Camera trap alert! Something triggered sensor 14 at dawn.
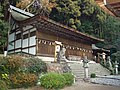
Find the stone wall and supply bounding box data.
[47,62,71,73]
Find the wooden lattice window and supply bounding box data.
[23,34,28,39]
[16,33,21,40]
[30,31,36,37]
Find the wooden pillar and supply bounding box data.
[97,53,100,63]
[103,0,107,5]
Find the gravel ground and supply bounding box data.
[90,75,120,86]
[10,81,120,90]
[10,75,120,90]
[98,75,120,80]
[62,81,120,90]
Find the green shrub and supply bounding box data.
[9,73,38,88]
[0,55,23,74]
[90,73,96,78]
[0,55,24,87]
[62,73,74,86]
[0,80,8,90]
[1,73,10,86]
[23,58,47,74]
[40,73,66,89]
[0,56,8,77]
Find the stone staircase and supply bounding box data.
[68,61,111,81]
[68,62,84,81]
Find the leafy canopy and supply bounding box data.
[0,5,9,52]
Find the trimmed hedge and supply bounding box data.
[62,73,74,86]
[40,73,66,89]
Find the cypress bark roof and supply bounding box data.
[17,14,104,44]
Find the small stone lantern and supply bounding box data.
[114,61,119,75]
[83,56,89,80]
[102,52,106,65]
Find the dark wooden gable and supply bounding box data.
[18,15,104,45]
[106,1,120,17]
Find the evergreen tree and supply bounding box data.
[50,0,81,29]
[0,5,9,53]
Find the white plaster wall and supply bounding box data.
[30,28,36,32]
[8,33,15,42]
[22,48,28,53]
[29,47,36,55]
[8,51,14,54]
[23,31,29,35]
[37,56,54,62]
[22,39,28,48]
[15,49,21,52]
[15,39,21,48]
[8,42,14,50]
[16,31,21,34]
[68,55,81,61]
[23,25,33,31]
[29,36,36,46]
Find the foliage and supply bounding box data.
[49,0,108,37]
[1,73,10,86]
[0,20,9,48]
[50,0,81,29]
[112,51,120,71]
[16,0,32,9]
[40,73,66,89]
[79,20,94,34]
[0,55,24,86]
[93,5,107,23]
[0,56,23,81]
[0,56,9,78]
[2,55,23,74]
[9,72,38,88]
[0,5,9,53]
[90,73,96,78]
[62,73,74,86]
[16,0,55,15]
[0,55,49,88]
[0,80,8,90]
[80,0,95,16]
[114,37,120,51]
[22,57,47,74]
[102,16,120,44]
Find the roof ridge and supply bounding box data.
[40,16,104,42]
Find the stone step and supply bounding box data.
[69,62,111,80]
[71,69,83,71]
[72,72,84,75]
[72,71,84,73]
[74,75,84,78]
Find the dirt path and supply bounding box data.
[10,81,120,90]
[62,82,120,90]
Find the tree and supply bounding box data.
[49,0,108,37]
[80,0,95,16]
[16,0,55,16]
[49,0,81,29]
[0,5,9,53]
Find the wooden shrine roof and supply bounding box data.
[106,1,120,17]
[17,14,104,44]
[95,0,120,17]
[106,0,120,4]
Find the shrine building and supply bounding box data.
[8,5,104,62]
